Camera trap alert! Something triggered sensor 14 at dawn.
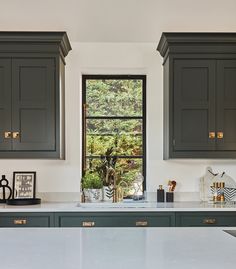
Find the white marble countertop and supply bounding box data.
[1,201,236,212]
[1,227,236,269]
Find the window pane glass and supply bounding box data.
[86,79,143,117]
[83,76,145,196]
[86,119,143,156]
[86,134,142,156]
[87,119,142,134]
[85,157,143,197]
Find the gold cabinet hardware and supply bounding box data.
[4,132,12,139]
[135,221,148,227]
[14,219,27,225]
[217,132,224,139]
[82,221,95,227]
[12,132,20,139]
[209,132,215,139]
[203,218,216,224]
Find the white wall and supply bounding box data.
[2,42,236,196]
[1,0,236,198]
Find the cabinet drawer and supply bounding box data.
[55,213,175,227]
[0,213,54,227]
[176,212,236,227]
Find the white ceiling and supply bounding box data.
[0,0,236,42]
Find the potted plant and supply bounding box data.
[82,171,103,202]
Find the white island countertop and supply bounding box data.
[1,201,236,212]
[1,227,236,269]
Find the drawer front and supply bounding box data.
[0,213,54,227]
[55,213,175,227]
[176,212,236,227]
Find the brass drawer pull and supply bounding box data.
[209,132,215,139]
[135,221,148,227]
[203,218,216,224]
[82,221,95,227]
[14,219,27,225]
[12,132,20,139]
[4,132,12,139]
[217,132,224,139]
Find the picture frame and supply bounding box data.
[13,172,36,199]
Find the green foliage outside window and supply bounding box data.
[84,78,145,196]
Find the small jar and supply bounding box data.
[220,182,225,202]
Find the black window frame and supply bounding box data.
[82,74,146,192]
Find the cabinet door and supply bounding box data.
[55,213,175,227]
[0,212,54,227]
[176,212,236,227]
[12,58,55,151]
[174,59,216,151]
[216,60,236,150]
[0,59,12,151]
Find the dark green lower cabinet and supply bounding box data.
[1,211,236,228]
[55,212,175,227]
[176,212,236,227]
[0,213,54,227]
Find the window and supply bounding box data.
[82,75,146,197]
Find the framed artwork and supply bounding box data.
[13,172,36,199]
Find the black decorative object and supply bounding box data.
[157,185,165,202]
[166,192,174,203]
[0,175,12,203]
[6,198,41,206]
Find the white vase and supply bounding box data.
[83,189,102,203]
[102,186,114,202]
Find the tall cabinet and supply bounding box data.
[0,32,71,158]
[157,33,236,159]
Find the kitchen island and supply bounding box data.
[1,227,236,269]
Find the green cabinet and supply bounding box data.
[0,32,71,158]
[176,212,236,227]
[0,211,235,228]
[55,212,175,227]
[157,33,236,159]
[0,212,54,227]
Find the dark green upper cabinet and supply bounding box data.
[0,32,71,158]
[157,33,236,159]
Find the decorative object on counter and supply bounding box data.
[132,173,144,200]
[200,167,236,202]
[95,147,118,202]
[6,198,41,206]
[166,191,174,202]
[210,185,236,202]
[12,171,36,199]
[157,185,165,202]
[0,175,12,203]
[82,171,103,203]
[168,180,177,192]
[166,180,177,202]
[7,171,41,205]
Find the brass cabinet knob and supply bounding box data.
[209,132,216,139]
[12,132,20,139]
[14,219,27,225]
[203,218,216,224]
[4,132,12,139]
[217,132,224,139]
[135,221,148,227]
[82,221,95,227]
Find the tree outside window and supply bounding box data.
[82,75,146,197]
